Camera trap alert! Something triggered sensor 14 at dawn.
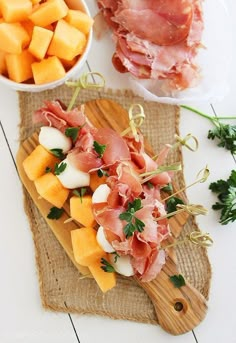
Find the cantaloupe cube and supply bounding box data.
[89,172,107,192]
[0,22,30,54]
[5,49,36,83]
[32,56,66,84]
[65,10,94,35]
[29,26,53,60]
[70,195,95,227]
[23,144,59,181]
[71,227,104,266]
[1,0,32,23]
[47,19,86,61]
[89,254,116,293]
[0,50,7,75]
[34,172,69,208]
[21,20,35,38]
[60,56,77,70]
[29,0,68,27]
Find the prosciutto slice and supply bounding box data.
[97,0,204,90]
[94,127,131,164]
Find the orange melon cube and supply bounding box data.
[23,144,59,181]
[29,26,53,60]
[89,172,107,192]
[34,172,69,208]
[60,56,77,70]
[89,254,116,293]
[31,56,66,84]
[21,20,35,38]
[6,49,36,83]
[65,9,94,35]
[1,0,32,23]
[47,19,86,61]
[0,50,7,75]
[29,0,68,27]
[0,22,30,54]
[70,195,95,227]
[71,227,104,266]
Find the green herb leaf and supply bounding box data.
[127,198,142,212]
[123,222,136,238]
[65,127,80,143]
[93,141,106,158]
[135,217,145,232]
[161,183,173,194]
[97,169,109,178]
[111,251,120,263]
[47,207,64,220]
[119,212,133,222]
[54,162,67,176]
[166,197,185,215]
[45,166,52,173]
[208,124,236,155]
[169,274,186,288]
[73,188,87,203]
[119,198,145,237]
[181,105,236,155]
[50,148,65,159]
[100,258,115,273]
[209,170,236,225]
[147,182,154,189]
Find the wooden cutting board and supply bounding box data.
[16,99,207,335]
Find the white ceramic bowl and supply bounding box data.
[0,0,93,92]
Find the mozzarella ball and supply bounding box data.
[110,254,134,277]
[96,226,115,253]
[56,157,90,189]
[39,126,72,153]
[92,184,111,203]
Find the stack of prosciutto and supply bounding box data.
[97,0,204,91]
[34,101,172,282]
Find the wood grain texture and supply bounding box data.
[16,99,207,335]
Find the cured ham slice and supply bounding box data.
[94,127,131,164]
[33,100,90,132]
[68,150,103,172]
[97,0,204,90]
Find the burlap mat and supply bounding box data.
[18,86,211,325]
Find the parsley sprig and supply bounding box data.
[50,148,65,159]
[47,207,64,220]
[119,198,145,237]
[181,105,236,155]
[101,258,115,273]
[209,170,236,225]
[93,141,106,158]
[73,188,87,203]
[169,274,186,288]
[54,162,67,175]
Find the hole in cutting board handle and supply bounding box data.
[173,298,188,314]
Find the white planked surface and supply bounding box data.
[0,0,236,342]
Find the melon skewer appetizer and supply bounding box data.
[22,73,212,293]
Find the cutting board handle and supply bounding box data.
[136,254,208,335]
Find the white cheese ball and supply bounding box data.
[110,254,134,277]
[96,226,115,253]
[56,157,90,189]
[39,126,72,153]
[92,184,111,203]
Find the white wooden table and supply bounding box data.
[0,1,235,342]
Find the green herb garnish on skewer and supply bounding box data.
[119,198,145,238]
